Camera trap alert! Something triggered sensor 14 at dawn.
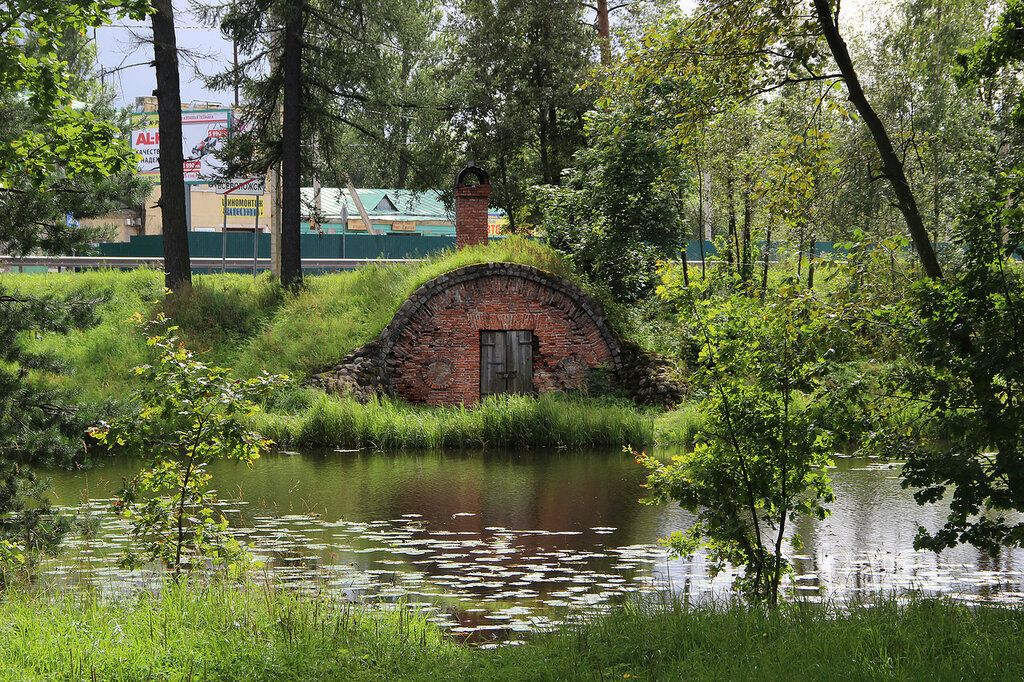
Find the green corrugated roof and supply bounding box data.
[299,187,452,222]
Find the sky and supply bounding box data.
[94,3,234,109]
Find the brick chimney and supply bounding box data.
[454,162,490,249]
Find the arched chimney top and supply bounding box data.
[454,162,489,189]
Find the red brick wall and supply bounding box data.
[454,184,490,249]
[380,263,620,405]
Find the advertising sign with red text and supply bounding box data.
[130,109,232,185]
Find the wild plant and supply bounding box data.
[90,316,288,578]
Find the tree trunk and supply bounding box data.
[681,240,690,287]
[762,224,772,297]
[596,0,611,65]
[796,224,804,277]
[697,160,707,280]
[548,106,560,184]
[812,0,942,279]
[807,231,816,289]
[151,0,190,292]
[742,187,753,282]
[280,4,303,290]
[538,105,551,185]
[726,175,736,268]
[396,50,412,188]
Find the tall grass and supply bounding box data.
[465,594,1024,680]
[251,392,654,450]
[2,586,1021,680]
[0,582,461,681]
[653,401,704,446]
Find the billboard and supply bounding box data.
[130,109,232,185]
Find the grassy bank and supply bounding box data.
[3,238,598,402]
[251,391,653,450]
[3,239,657,451]
[2,584,1021,680]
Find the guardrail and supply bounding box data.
[0,255,421,273]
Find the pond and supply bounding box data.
[38,448,1024,637]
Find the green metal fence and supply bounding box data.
[96,232,457,261]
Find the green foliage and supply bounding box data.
[0,285,102,579]
[956,0,1024,83]
[875,177,1024,554]
[451,0,596,230]
[0,0,152,580]
[533,88,689,301]
[90,320,288,577]
[637,280,838,605]
[250,392,653,451]
[1,2,150,254]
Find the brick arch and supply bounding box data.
[377,262,622,404]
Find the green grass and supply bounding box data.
[2,237,600,402]
[2,242,655,452]
[2,586,1022,680]
[470,595,1024,681]
[228,236,592,380]
[653,401,704,446]
[251,391,654,450]
[0,582,461,681]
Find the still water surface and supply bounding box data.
[39,448,1024,635]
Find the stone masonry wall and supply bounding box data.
[383,265,618,404]
[311,262,686,407]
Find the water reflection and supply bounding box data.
[36,448,1024,635]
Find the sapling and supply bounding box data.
[90,316,288,578]
[635,279,836,605]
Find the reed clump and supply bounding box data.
[251,391,654,450]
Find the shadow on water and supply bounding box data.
[36,447,1024,635]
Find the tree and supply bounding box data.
[450,0,597,231]
[810,0,941,278]
[602,0,944,278]
[150,0,191,292]
[209,0,450,289]
[873,177,1024,554]
[91,321,287,577]
[0,290,101,581]
[863,0,1024,555]
[634,280,836,606]
[1,0,148,572]
[534,63,689,301]
[2,0,149,253]
[321,0,454,190]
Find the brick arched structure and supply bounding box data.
[378,262,622,404]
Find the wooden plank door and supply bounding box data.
[480,330,533,397]
[507,330,533,394]
[480,330,506,398]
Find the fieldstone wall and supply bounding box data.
[311,262,684,406]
